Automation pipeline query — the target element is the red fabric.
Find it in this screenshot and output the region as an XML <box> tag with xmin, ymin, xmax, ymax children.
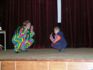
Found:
<box><xmin>4</xmin><ymin>0</ymin><xmax>93</xmax><ymax>48</ymax></box>
<box><xmin>62</xmin><ymin>0</ymin><xmax>93</xmax><ymax>48</ymax></box>
<box><xmin>4</xmin><ymin>0</ymin><xmax>57</xmax><ymax>48</ymax></box>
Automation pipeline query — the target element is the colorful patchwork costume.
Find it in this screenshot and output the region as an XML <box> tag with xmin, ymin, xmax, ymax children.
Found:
<box><xmin>12</xmin><ymin>26</ymin><xmax>35</xmax><ymax>52</ymax></box>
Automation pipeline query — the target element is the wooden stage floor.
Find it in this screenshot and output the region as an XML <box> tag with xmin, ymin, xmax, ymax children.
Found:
<box><xmin>0</xmin><ymin>48</ymin><xmax>93</xmax><ymax>61</ymax></box>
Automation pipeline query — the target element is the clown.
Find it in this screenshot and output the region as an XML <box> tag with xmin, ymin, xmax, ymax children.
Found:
<box><xmin>12</xmin><ymin>20</ymin><xmax>35</xmax><ymax>53</ymax></box>
<box><xmin>50</xmin><ymin>26</ymin><xmax>67</xmax><ymax>52</ymax></box>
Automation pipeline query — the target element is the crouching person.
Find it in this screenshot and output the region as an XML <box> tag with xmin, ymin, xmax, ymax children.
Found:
<box><xmin>50</xmin><ymin>26</ymin><xmax>67</xmax><ymax>52</ymax></box>
<box><xmin>12</xmin><ymin>20</ymin><xmax>35</xmax><ymax>53</ymax></box>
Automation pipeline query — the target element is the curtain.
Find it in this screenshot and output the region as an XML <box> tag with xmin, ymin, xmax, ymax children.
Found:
<box><xmin>4</xmin><ymin>0</ymin><xmax>57</xmax><ymax>48</ymax></box>
<box><xmin>4</xmin><ymin>0</ymin><xmax>93</xmax><ymax>48</ymax></box>
<box><xmin>62</xmin><ymin>0</ymin><xmax>93</xmax><ymax>48</ymax></box>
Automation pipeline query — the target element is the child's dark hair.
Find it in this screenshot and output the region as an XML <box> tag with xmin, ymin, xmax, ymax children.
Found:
<box><xmin>23</xmin><ymin>20</ymin><xmax>31</xmax><ymax>25</ymax></box>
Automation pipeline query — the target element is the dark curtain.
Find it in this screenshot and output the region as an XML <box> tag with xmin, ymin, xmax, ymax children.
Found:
<box><xmin>4</xmin><ymin>0</ymin><xmax>57</xmax><ymax>48</ymax></box>
<box><xmin>4</xmin><ymin>0</ymin><xmax>93</xmax><ymax>48</ymax></box>
<box><xmin>62</xmin><ymin>0</ymin><xmax>93</xmax><ymax>48</ymax></box>
<box><xmin>0</xmin><ymin>0</ymin><xmax>5</xmax><ymax>28</ymax></box>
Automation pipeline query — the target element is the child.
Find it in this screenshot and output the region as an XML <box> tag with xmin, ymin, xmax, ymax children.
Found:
<box><xmin>12</xmin><ymin>20</ymin><xmax>35</xmax><ymax>53</ymax></box>
<box><xmin>50</xmin><ymin>26</ymin><xmax>67</xmax><ymax>52</ymax></box>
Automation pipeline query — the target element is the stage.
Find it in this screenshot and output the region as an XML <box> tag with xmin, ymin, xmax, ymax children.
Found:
<box><xmin>0</xmin><ymin>48</ymin><xmax>93</xmax><ymax>61</ymax></box>
<box><xmin>1</xmin><ymin>48</ymin><xmax>93</xmax><ymax>70</ymax></box>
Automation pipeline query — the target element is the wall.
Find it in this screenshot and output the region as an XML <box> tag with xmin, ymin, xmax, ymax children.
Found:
<box><xmin>0</xmin><ymin>61</ymin><xmax>93</xmax><ymax>70</ymax></box>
